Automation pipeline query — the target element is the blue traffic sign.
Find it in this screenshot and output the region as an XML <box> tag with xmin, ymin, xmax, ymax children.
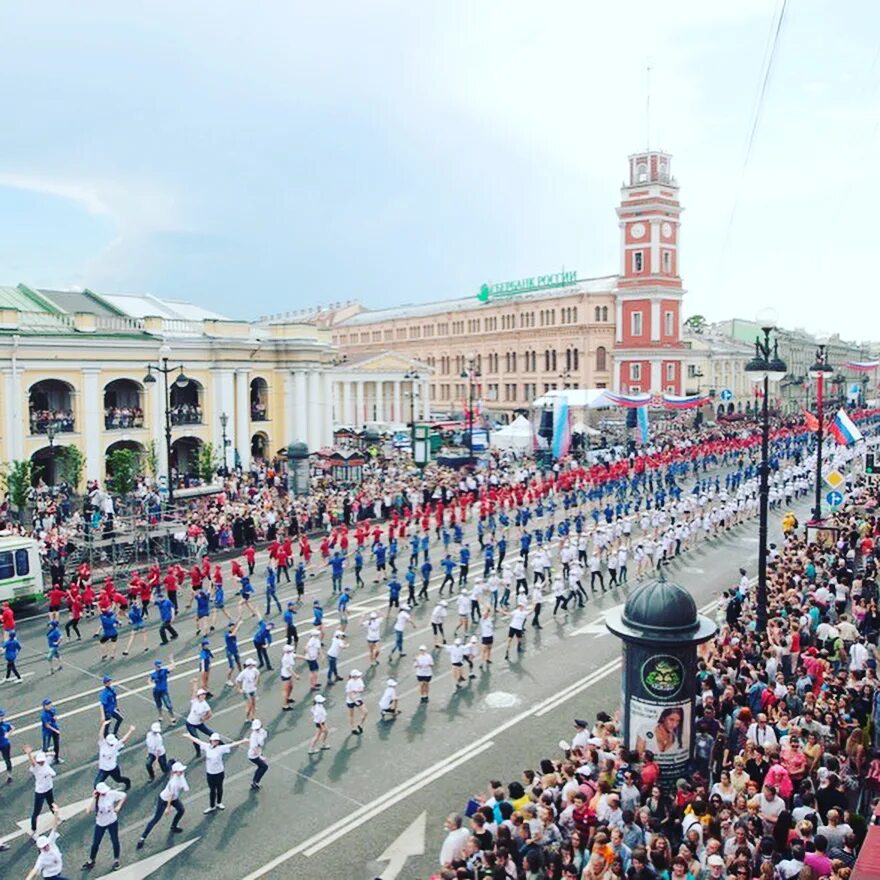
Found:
<box><xmin>826</xmin><ymin>490</ymin><xmax>844</xmax><ymax>508</ymax></box>
<box><xmin>719</xmin><ymin>389</ymin><xmax>733</xmax><ymax>401</ymax></box>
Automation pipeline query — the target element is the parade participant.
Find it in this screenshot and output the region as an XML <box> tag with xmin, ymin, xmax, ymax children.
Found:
<box><xmin>326</xmin><ymin>629</ymin><xmax>347</xmax><ymax>685</ymax></box>
<box><xmin>235</xmin><ymin>657</ymin><xmax>260</xmax><ymax>721</ymax></box>
<box><xmin>237</xmin><ymin>573</ymin><xmax>257</xmax><ymax>618</ymax></box>
<box><xmin>224</xmin><ymin>619</ymin><xmax>242</xmax><ymax>685</ymax></box>
<box><xmin>478</xmin><ymin>609</ymin><xmax>495</xmax><ymax>669</ymax></box>
<box><xmin>145</xmin><ymin>722</ymin><xmax>169</xmax><ymax>781</ymax></box>
<box><xmin>378</xmin><ymin>678</ymin><xmax>400</xmax><ymax>720</ymax></box>
<box><xmin>431</xmin><ymin>599</ymin><xmax>449</xmax><ymax>647</ymax></box>
<box><xmin>24</xmin><ymin>745</ymin><xmax>57</xmax><ymax>835</ymax></box>
<box><xmin>248</xmin><ymin>718</ymin><xmax>269</xmax><ymax>790</ymax></box>
<box><xmin>445</xmin><ymin>638</ymin><xmax>467</xmax><ymax>689</ymax></box>
<box><xmin>504</xmin><ymin>600</ymin><xmax>529</xmax><ymax>660</ymax></box>
<box><xmin>149</xmin><ymin>657</ymin><xmax>176</xmax><ymax>723</ymax></box>
<box><xmin>81</xmin><ymin>781</ymin><xmax>126</xmax><ymax>871</ymax></box>
<box><xmin>279</xmin><ymin>644</ymin><xmax>300</xmax><ymax>710</ymax></box>
<box><xmin>303</xmin><ymin>629</ymin><xmax>323</xmax><ymax>690</ymax></box>
<box><xmin>210</xmin><ymin>568</ymin><xmax>232</xmax><ymax>629</ymax></box>
<box><xmin>265</xmin><ymin>563</ymin><xmax>282</xmax><ymax>616</ymax></box>
<box><xmin>337</xmin><ymin>585</ymin><xmax>352</xmax><ymax>628</ymax></box>
<box><xmin>96</xmin><ymin>608</ymin><xmax>121</xmax><ymax>662</ymax></box>
<box><xmin>345</xmin><ymin>669</ymin><xmax>368</xmax><ymax>734</ymax></box>
<box><xmin>98</xmin><ymin>676</ymin><xmax>123</xmax><ymax>735</ymax></box>
<box><xmin>312</xmin><ymin>599</ymin><xmax>325</xmax><ymax>641</ymax></box>
<box><xmin>362</xmin><ymin>611</ymin><xmax>382</xmax><ymax>665</ymax></box>
<box><xmin>181</xmin><ymin>730</ymin><xmax>247</xmax><ymax>813</ymax></box>
<box><xmin>454</xmin><ymin>588</ymin><xmax>471</xmax><ymax>635</ymax></box>
<box><xmin>157</xmin><ymin>592</ymin><xmax>178</xmax><ymax>645</ymax></box>
<box><xmin>137</xmin><ymin>761</ymin><xmax>189</xmax><ymax>848</ymax></box>
<box><xmin>389</xmin><ymin>603</ymin><xmax>415</xmax><ymax>660</ymax></box>
<box><xmin>0</xmin><ymin>706</ymin><xmax>13</xmax><ymax>784</ymax></box>
<box><xmin>414</xmin><ymin>644</ymin><xmax>435</xmax><ymax>702</ymax></box>
<box><xmin>63</xmin><ymin>589</ymin><xmax>82</xmax><ymax>641</ymax></box>
<box><xmin>184</xmin><ymin>680</ymin><xmax>214</xmax><ymax>758</ymax></box>
<box><xmin>253</xmin><ymin>617</ymin><xmax>274</xmax><ymax>670</ymax></box>
<box><xmin>198</xmin><ymin>637</ymin><xmax>214</xmax><ymax>694</ymax></box>
<box><xmin>307</xmin><ymin>694</ymin><xmax>330</xmax><ymax>754</ymax></box>
<box><xmin>94</xmin><ymin>719</ymin><xmax>135</xmax><ymax>789</ymax></box>
<box><xmin>283</xmin><ymin>600</ymin><xmax>298</xmax><ymax>649</ymax></box>
<box><xmin>121</xmin><ymin>600</ymin><xmax>148</xmax><ymax>655</ymax></box>
<box><xmin>46</xmin><ymin>622</ymin><xmax>62</xmax><ymax>674</ymax></box>
<box><xmin>40</xmin><ymin>699</ymin><xmax>62</xmax><ymax>764</ymax></box>
<box><xmin>24</xmin><ymin>809</ymin><xmax>63</xmax><ymax>880</ymax></box>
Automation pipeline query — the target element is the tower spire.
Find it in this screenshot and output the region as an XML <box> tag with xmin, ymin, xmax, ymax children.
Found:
<box><xmin>646</xmin><ymin>62</ymin><xmax>652</xmax><ymax>150</ymax></box>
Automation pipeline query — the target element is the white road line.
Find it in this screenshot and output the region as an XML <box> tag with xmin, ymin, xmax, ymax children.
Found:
<box><xmin>95</xmin><ymin>836</ymin><xmax>200</xmax><ymax>879</ymax></box>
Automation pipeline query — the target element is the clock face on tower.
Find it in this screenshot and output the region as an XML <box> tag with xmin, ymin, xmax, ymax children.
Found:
<box><xmin>630</xmin><ymin>222</ymin><xmax>646</xmax><ymax>240</ymax></box>
<box><xmin>661</xmin><ymin>221</ymin><xmax>673</xmax><ymax>239</ymax></box>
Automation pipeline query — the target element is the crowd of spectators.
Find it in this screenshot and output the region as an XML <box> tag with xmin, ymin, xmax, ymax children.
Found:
<box><xmin>169</xmin><ymin>402</ymin><xmax>202</xmax><ymax>425</ymax></box>
<box><xmin>104</xmin><ymin>406</ymin><xmax>144</xmax><ymax>429</ymax></box>
<box><xmin>435</xmin><ymin>473</ymin><xmax>880</xmax><ymax>880</ymax></box>
<box><xmin>29</xmin><ymin>409</ymin><xmax>75</xmax><ymax>434</ymax></box>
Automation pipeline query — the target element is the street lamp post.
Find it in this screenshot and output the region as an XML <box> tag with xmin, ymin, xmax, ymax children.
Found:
<box><xmin>460</xmin><ymin>353</ymin><xmax>480</xmax><ymax>463</ymax></box>
<box><xmin>809</xmin><ymin>346</ymin><xmax>833</xmax><ymax>523</ymax></box>
<box><xmin>404</xmin><ymin>369</ymin><xmax>420</xmax><ymax>454</ymax></box>
<box><xmin>745</xmin><ymin>316</ymin><xmax>787</xmax><ymax>633</ymax></box>
<box><xmin>219</xmin><ymin>412</ymin><xmax>230</xmax><ymax>476</ymax></box>
<box><xmin>143</xmin><ymin>348</ymin><xmax>190</xmax><ymax>505</ymax></box>
<box><xmin>46</xmin><ymin>420</ymin><xmax>57</xmax><ymax>485</ymax></box>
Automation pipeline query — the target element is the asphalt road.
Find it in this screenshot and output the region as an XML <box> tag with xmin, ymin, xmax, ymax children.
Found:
<box><xmin>0</xmin><ymin>490</ymin><xmax>809</xmax><ymax>880</ymax></box>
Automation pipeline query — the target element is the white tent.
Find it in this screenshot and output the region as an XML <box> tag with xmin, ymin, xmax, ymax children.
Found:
<box><xmin>531</xmin><ymin>388</ymin><xmax>613</xmax><ymax>409</ymax></box>
<box><xmin>490</xmin><ymin>414</ymin><xmax>534</xmax><ymax>451</ymax></box>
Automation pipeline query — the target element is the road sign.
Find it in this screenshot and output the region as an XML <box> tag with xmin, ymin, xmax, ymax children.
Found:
<box><xmin>719</xmin><ymin>389</ymin><xmax>733</xmax><ymax>401</ymax></box>
<box><xmin>826</xmin><ymin>490</ymin><xmax>844</xmax><ymax>509</ymax></box>
<box><xmin>824</xmin><ymin>469</ymin><xmax>845</xmax><ymax>489</ymax></box>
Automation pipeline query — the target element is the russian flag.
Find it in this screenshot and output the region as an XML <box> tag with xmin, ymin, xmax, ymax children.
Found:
<box><xmin>828</xmin><ymin>408</ymin><xmax>863</xmax><ymax>445</ymax></box>
<box><xmin>551</xmin><ymin>397</ymin><xmax>572</xmax><ymax>459</ymax></box>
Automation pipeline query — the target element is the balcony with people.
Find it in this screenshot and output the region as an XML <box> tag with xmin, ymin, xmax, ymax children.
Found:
<box><xmin>169</xmin><ymin>378</ymin><xmax>203</xmax><ymax>426</ymax></box>
<box><xmin>28</xmin><ymin>380</ymin><xmax>75</xmax><ymax>435</ymax></box>
<box><xmin>250</xmin><ymin>376</ymin><xmax>269</xmax><ymax>421</ymax></box>
<box><xmin>103</xmin><ymin>378</ymin><xmax>145</xmax><ymax>430</ymax></box>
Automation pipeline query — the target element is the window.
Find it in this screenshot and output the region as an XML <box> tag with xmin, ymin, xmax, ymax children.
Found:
<box><xmin>631</xmin><ymin>311</ymin><xmax>643</xmax><ymax>337</ymax></box>
<box><xmin>551</xmin><ymin>350</ymin><xmax>557</xmax><ymax>371</ymax></box>
<box><xmin>594</xmin><ymin>306</ymin><xmax>601</xmax><ymax>322</ymax></box>
<box><xmin>573</xmin><ymin>349</ymin><xmax>579</xmax><ymax>370</ymax></box>
<box><xmin>0</xmin><ymin>551</ymin><xmax>13</xmax><ymax>581</ymax></box>
<box><xmin>601</xmin><ymin>306</ymin><xmax>608</xmax><ymax>322</ymax></box>
<box><xmin>634</xmin><ymin>251</ymin><xmax>643</xmax><ymax>273</ymax></box>
<box><xmin>596</xmin><ymin>346</ymin><xmax>607</xmax><ymax>372</ymax></box>
<box><xmin>544</xmin><ymin>350</ymin><xmax>551</xmax><ymax>373</ymax></box>
<box><xmin>637</xmin><ymin>164</ymin><xmax>647</xmax><ymax>183</ymax></box>
<box><xmin>666</xmin><ymin>363</ymin><xmax>675</xmax><ymax>380</ymax></box>
<box><xmin>630</xmin><ymin>364</ymin><xmax>642</xmax><ymax>381</ymax></box>
<box><xmin>687</xmin><ymin>364</ymin><xmax>697</xmax><ymax>379</ymax></box>
<box><xmin>664</xmin><ymin>311</ymin><xmax>673</xmax><ymax>336</ymax></box>
<box><xmin>663</xmin><ymin>251</ymin><xmax>671</xmax><ymax>273</ymax></box>
<box><xmin>573</xmin><ymin>306</ymin><xmax>578</xmax><ymax>323</ymax></box>
<box><xmin>384</xmin><ymin>329</ymin><xmax>393</xmax><ymax>341</ymax></box>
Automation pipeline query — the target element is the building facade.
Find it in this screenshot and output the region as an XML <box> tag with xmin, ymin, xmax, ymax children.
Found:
<box><xmin>0</xmin><ymin>285</ymin><xmax>422</xmax><ymax>486</ymax></box>
<box><xmin>328</xmin><ymin>149</ymin><xmax>687</xmax><ymax>420</ymax></box>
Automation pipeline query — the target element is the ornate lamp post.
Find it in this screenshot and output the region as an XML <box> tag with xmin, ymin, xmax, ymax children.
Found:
<box><xmin>143</xmin><ymin>345</ymin><xmax>190</xmax><ymax>504</ymax></box>
<box><xmin>808</xmin><ymin>346</ymin><xmax>833</xmax><ymax>523</ymax></box>
<box><xmin>404</xmin><ymin>368</ymin><xmax>420</xmax><ymax>453</ymax></box>
<box><xmin>219</xmin><ymin>412</ymin><xmax>230</xmax><ymax>476</ymax></box>
<box><xmin>460</xmin><ymin>352</ymin><xmax>480</xmax><ymax>463</ymax></box>
<box><xmin>744</xmin><ymin>311</ymin><xmax>787</xmax><ymax>632</ymax></box>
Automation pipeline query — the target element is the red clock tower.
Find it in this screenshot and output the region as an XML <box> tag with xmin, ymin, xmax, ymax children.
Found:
<box><xmin>613</xmin><ymin>151</ymin><xmax>685</xmax><ymax>395</ymax></box>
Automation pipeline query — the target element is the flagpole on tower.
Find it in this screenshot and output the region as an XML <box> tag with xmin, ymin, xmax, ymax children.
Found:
<box><xmin>645</xmin><ymin>62</ymin><xmax>652</xmax><ymax>150</ymax></box>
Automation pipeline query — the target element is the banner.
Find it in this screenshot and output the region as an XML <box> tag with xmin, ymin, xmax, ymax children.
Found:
<box><xmin>661</xmin><ymin>393</ymin><xmax>710</xmax><ymax>410</ymax></box>
<box><xmin>829</xmin><ymin>408</ymin><xmax>863</xmax><ymax>445</ymax></box>
<box><xmin>637</xmin><ymin>405</ymin><xmax>650</xmax><ymax>443</ymax></box>
<box><xmin>605</xmin><ymin>392</ymin><xmax>651</xmax><ymax>408</ymax></box>
<box><xmin>844</xmin><ymin>360</ymin><xmax>880</xmax><ymax>372</ymax></box>
<box><xmin>551</xmin><ymin>397</ymin><xmax>571</xmax><ymax>459</ymax></box>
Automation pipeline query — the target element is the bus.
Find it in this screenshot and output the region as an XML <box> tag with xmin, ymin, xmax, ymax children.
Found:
<box><xmin>0</xmin><ymin>535</ymin><xmax>45</xmax><ymax>604</ymax></box>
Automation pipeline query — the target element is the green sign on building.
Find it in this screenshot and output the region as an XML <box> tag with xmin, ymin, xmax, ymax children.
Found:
<box><xmin>477</xmin><ymin>270</ymin><xmax>577</xmax><ymax>302</ymax></box>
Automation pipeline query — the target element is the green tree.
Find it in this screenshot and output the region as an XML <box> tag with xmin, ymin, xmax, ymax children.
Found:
<box><xmin>684</xmin><ymin>314</ymin><xmax>707</xmax><ymax>334</ymax></box>
<box><xmin>0</xmin><ymin>460</ymin><xmax>38</xmax><ymax>522</ymax></box>
<box><xmin>196</xmin><ymin>441</ymin><xmax>218</xmax><ymax>484</ymax></box>
<box><xmin>106</xmin><ymin>448</ymin><xmax>140</xmax><ymax>496</ymax></box>
<box><xmin>56</xmin><ymin>446</ymin><xmax>85</xmax><ymax>491</ymax></box>
<box><xmin>144</xmin><ymin>440</ymin><xmax>159</xmax><ymax>480</ymax></box>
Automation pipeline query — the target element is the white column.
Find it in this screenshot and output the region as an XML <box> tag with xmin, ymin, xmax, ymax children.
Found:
<box><xmin>343</xmin><ymin>380</ymin><xmax>353</xmax><ymax>426</ymax></box>
<box><xmin>2</xmin><ymin>369</ymin><xmax>24</xmax><ymax>461</ymax></box>
<box><xmin>392</xmin><ymin>380</ymin><xmax>401</xmax><ymax>423</ymax></box>
<box><xmin>374</xmin><ymin>380</ymin><xmax>385</xmax><ymax>422</ymax></box>
<box><xmin>615</xmin><ymin>300</ymin><xmax>623</xmax><ymax>344</ymax></box>
<box><xmin>307</xmin><ymin>370</ymin><xmax>321</xmax><ymax>449</ymax></box>
<box><xmin>421</xmin><ymin>380</ymin><xmax>431</xmax><ymax>420</ymax></box>
<box><xmin>282</xmin><ymin>370</ymin><xmax>296</xmax><ymax>446</ymax></box>
<box><xmin>355</xmin><ymin>381</ymin><xmax>365</xmax><ymax>428</ymax></box>
<box><xmin>235</xmin><ymin>369</ymin><xmax>250</xmax><ymax>470</ymax></box>
<box><xmin>650</xmin><ymin>300</ymin><xmax>661</xmax><ymax>342</ymax></box>
<box><xmin>650</xmin><ymin>360</ymin><xmax>662</xmax><ymax>393</ymax></box>
<box><xmin>150</xmin><ymin>372</ymin><xmax>167</xmax><ymax>482</ymax></box>
<box><xmin>293</xmin><ymin>370</ymin><xmax>308</xmax><ymax>443</ymax></box>
<box><xmin>322</xmin><ymin>371</ymin><xmax>334</xmax><ymax>446</ymax></box>
<box><xmin>212</xmin><ymin>369</ymin><xmax>235</xmax><ymax>471</ymax></box>
<box><xmin>81</xmin><ymin>368</ymin><xmax>101</xmax><ymax>481</ymax></box>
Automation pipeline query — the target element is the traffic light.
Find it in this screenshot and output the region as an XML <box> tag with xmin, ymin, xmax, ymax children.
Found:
<box><xmin>867</xmin><ymin>452</ymin><xmax>875</xmax><ymax>475</ymax></box>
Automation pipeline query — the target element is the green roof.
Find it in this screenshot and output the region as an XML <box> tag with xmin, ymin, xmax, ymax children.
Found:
<box><xmin>0</xmin><ymin>285</ymin><xmax>53</xmax><ymax>313</ymax></box>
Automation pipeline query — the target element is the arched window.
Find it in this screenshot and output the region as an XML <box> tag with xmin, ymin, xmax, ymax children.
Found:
<box><xmin>565</xmin><ymin>349</ymin><xmax>572</xmax><ymax>372</ymax></box>
<box><xmin>595</xmin><ymin>306</ymin><xmax>601</xmax><ymax>322</ymax></box>
<box><xmin>601</xmin><ymin>306</ymin><xmax>608</xmax><ymax>322</ymax></box>
<box><xmin>596</xmin><ymin>346</ymin><xmax>607</xmax><ymax>372</ymax></box>
<box><xmin>551</xmin><ymin>350</ymin><xmax>557</xmax><ymax>371</ymax></box>
<box><xmin>573</xmin><ymin>349</ymin><xmax>579</xmax><ymax>371</ymax></box>
<box><xmin>544</xmin><ymin>350</ymin><xmax>550</xmax><ymax>373</ymax></box>
<box><xmin>573</xmin><ymin>306</ymin><xmax>578</xmax><ymax>323</ymax></box>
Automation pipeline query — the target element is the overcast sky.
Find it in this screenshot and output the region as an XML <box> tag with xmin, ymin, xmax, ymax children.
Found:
<box><xmin>1</xmin><ymin>1</ymin><xmax>878</xmax><ymax>340</ymax></box>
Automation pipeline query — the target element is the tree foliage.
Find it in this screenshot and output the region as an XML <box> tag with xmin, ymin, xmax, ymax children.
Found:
<box><xmin>0</xmin><ymin>460</ymin><xmax>38</xmax><ymax>520</ymax></box>
<box><xmin>196</xmin><ymin>442</ymin><xmax>218</xmax><ymax>484</ymax></box>
<box><xmin>56</xmin><ymin>446</ymin><xmax>85</xmax><ymax>490</ymax></box>
<box><xmin>106</xmin><ymin>448</ymin><xmax>140</xmax><ymax>496</ymax></box>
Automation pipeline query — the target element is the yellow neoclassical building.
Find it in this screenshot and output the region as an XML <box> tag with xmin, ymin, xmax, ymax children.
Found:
<box><xmin>0</xmin><ymin>285</ymin><xmax>428</xmax><ymax>487</ymax></box>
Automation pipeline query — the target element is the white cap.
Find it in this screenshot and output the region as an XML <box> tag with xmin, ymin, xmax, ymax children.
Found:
<box><xmin>283</xmin><ymin>644</ymin><xmax>295</xmax><ymax>652</ymax></box>
<box><xmin>387</xmin><ymin>678</ymin><xmax>398</xmax><ymax>687</ymax></box>
<box><xmin>309</xmin><ymin>629</ymin><xmax>319</xmax><ymax>636</ymax></box>
<box><xmin>245</xmin><ymin>658</ymin><xmax>257</xmax><ymax>666</ymax></box>
<box><xmin>369</xmin><ymin>612</ymin><xmax>377</xmax><ymax>619</ymax></box>
<box><xmin>95</xmin><ymin>782</ymin><xmax>110</xmax><ymax>794</ymax></box>
<box><xmin>418</xmin><ymin>644</ymin><xmax>427</xmax><ymax>651</ymax></box>
<box><xmin>401</xmin><ymin>604</ymin><xmax>410</xmax><ymax>611</ymax></box>
<box><xmin>334</xmin><ymin>630</ymin><xmax>344</xmax><ymax>638</ymax></box>
<box><xmin>314</xmin><ymin>694</ymin><xmax>326</xmax><ymax>703</ymax></box>
<box><xmin>440</xmin><ymin>600</ymin><xmax>448</xmax><ymax>607</ymax></box>
<box><xmin>210</xmin><ymin>731</ymin><xmax>222</xmax><ymax>741</ymax></box>
<box><xmin>251</xmin><ymin>719</ymin><xmax>262</xmax><ymax>730</ymax></box>
<box><xmin>150</xmin><ymin>722</ymin><xmax>162</xmax><ymax>733</ymax></box>
<box><xmin>197</xmin><ymin>688</ymin><xmax>208</xmax><ymax>696</ymax></box>
<box><xmin>105</xmin><ymin>734</ymin><xmax>118</xmax><ymax>746</ymax></box>
<box><xmin>171</xmin><ymin>761</ymin><xmax>187</xmax><ymax>772</ymax></box>
<box><xmin>350</xmin><ymin>669</ymin><xmax>362</xmax><ymax>677</ymax></box>
<box><xmin>34</xmin><ymin>750</ymin><xmax>47</xmax><ymax>763</ymax></box>
<box><xmin>35</xmin><ymin>835</ymin><xmax>51</xmax><ymax>849</ymax></box>
<box><xmin>454</xmin><ymin>637</ymin><xmax>462</xmax><ymax>646</ymax></box>
<box><xmin>469</xmin><ymin>635</ymin><xmax>478</xmax><ymax>643</ymax></box>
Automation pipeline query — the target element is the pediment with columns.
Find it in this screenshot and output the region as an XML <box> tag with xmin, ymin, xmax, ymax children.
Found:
<box><xmin>334</xmin><ymin>350</ymin><xmax>432</xmax><ymax>374</ymax></box>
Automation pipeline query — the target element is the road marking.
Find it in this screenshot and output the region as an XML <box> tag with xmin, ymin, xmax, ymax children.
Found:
<box><xmin>483</xmin><ymin>691</ymin><xmax>520</xmax><ymax>709</ymax></box>
<box><xmin>0</xmin><ymin>795</ymin><xmax>94</xmax><ymax>844</ymax></box>
<box><xmin>533</xmin><ymin>659</ymin><xmax>621</xmax><ymax>717</ymax></box>
<box><xmin>95</xmin><ymin>836</ymin><xmax>200</xmax><ymax>878</ymax></box>
<box><xmin>376</xmin><ymin>810</ymin><xmax>426</xmax><ymax>880</ymax></box>
<box><xmin>0</xmin><ymin>673</ymin><xmax>35</xmax><ymax>686</ymax></box>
